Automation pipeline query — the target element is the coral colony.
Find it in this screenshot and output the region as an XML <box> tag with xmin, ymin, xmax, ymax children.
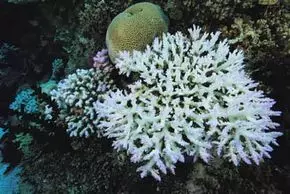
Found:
<box><xmin>106</xmin><ymin>2</ymin><xmax>169</xmax><ymax>62</ymax></box>
<box><xmin>50</xmin><ymin>68</ymin><xmax>115</xmax><ymax>137</ymax></box>
<box><xmin>9</xmin><ymin>88</ymin><xmax>39</xmax><ymax>114</ymax></box>
<box><xmin>10</xmin><ymin>24</ymin><xmax>282</xmax><ymax>181</ymax></box>
<box><xmin>92</xmin><ymin>49</ymin><xmax>112</xmax><ymax>73</ymax></box>
<box><xmin>93</xmin><ymin>25</ymin><xmax>282</xmax><ymax>180</ymax></box>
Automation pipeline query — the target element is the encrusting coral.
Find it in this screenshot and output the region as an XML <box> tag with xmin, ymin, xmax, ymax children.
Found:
<box><xmin>106</xmin><ymin>2</ymin><xmax>169</xmax><ymax>62</ymax></box>
<box><xmin>50</xmin><ymin>68</ymin><xmax>115</xmax><ymax>137</ymax></box>
<box><xmin>94</xmin><ymin>25</ymin><xmax>282</xmax><ymax>181</ymax></box>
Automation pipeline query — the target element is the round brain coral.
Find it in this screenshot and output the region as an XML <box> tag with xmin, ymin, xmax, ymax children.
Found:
<box><xmin>106</xmin><ymin>2</ymin><xmax>169</xmax><ymax>63</ymax></box>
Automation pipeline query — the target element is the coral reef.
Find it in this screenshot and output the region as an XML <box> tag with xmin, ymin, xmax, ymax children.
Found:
<box><xmin>1</xmin><ymin>0</ymin><xmax>290</xmax><ymax>192</ymax></box>
<box><xmin>21</xmin><ymin>137</ymin><xmax>140</xmax><ymax>193</ymax></box>
<box><xmin>160</xmin><ymin>0</ymin><xmax>290</xmax><ymax>82</ymax></box>
<box><xmin>153</xmin><ymin>0</ymin><xmax>290</xmax><ymax>120</ymax></box>
<box><xmin>219</xmin><ymin>9</ymin><xmax>290</xmax><ymax>109</ymax></box>
<box><xmin>106</xmin><ymin>2</ymin><xmax>169</xmax><ymax>62</ymax></box>
<box><xmin>162</xmin><ymin>0</ymin><xmax>255</xmax><ymax>25</ymax></box>
<box><xmin>51</xmin><ymin>0</ymin><xmax>130</xmax><ymax>74</ymax></box>
<box><xmin>50</xmin><ymin>68</ymin><xmax>115</xmax><ymax>137</ymax></box>
<box><xmin>221</xmin><ymin>10</ymin><xmax>290</xmax><ymax>65</ymax></box>
<box><xmin>20</xmin><ymin>134</ymin><xmax>289</xmax><ymax>193</ymax></box>
<box><xmin>184</xmin><ymin>159</ymin><xmax>283</xmax><ymax>193</ymax></box>
<box><xmin>95</xmin><ymin>25</ymin><xmax>282</xmax><ymax>180</ymax></box>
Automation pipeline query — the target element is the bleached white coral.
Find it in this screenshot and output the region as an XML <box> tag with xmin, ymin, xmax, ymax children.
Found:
<box><xmin>94</xmin><ymin>25</ymin><xmax>282</xmax><ymax>181</ymax></box>
<box><xmin>51</xmin><ymin>68</ymin><xmax>114</xmax><ymax>137</ymax></box>
<box><xmin>44</xmin><ymin>105</ymin><xmax>53</xmax><ymax>120</ymax></box>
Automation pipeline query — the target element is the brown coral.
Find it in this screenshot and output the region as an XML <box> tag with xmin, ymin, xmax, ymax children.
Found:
<box><xmin>106</xmin><ymin>2</ymin><xmax>169</xmax><ymax>62</ymax></box>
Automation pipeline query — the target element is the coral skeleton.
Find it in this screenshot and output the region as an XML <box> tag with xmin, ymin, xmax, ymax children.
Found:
<box><xmin>94</xmin><ymin>25</ymin><xmax>282</xmax><ymax>181</ymax></box>
<box><xmin>92</xmin><ymin>49</ymin><xmax>112</xmax><ymax>72</ymax></box>
<box><xmin>51</xmin><ymin>68</ymin><xmax>114</xmax><ymax>137</ymax></box>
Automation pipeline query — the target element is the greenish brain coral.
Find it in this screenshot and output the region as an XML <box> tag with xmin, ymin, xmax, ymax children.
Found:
<box><xmin>106</xmin><ymin>2</ymin><xmax>169</xmax><ymax>62</ymax></box>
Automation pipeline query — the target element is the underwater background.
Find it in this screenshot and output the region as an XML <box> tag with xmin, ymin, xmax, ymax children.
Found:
<box><xmin>0</xmin><ymin>0</ymin><xmax>290</xmax><ymax>193</ymax></box>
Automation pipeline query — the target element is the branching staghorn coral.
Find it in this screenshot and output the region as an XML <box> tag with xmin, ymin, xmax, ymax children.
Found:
<box><xmin>94</xmin><ymin>25</ymin><xmax>282</xmax><ymax>181</ymax></box>
<box><xmin>51</xmin><ymin>68</ymin><xmax>115</xmax><ymax>137</ymax></box>
<box><xmin>92</xmin><ymin>49</ymin><xmax>113</xmax><ymax>73</ymax></box>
